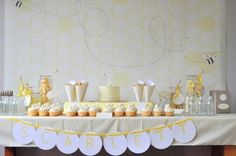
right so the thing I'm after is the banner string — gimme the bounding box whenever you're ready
[6,117,193,137]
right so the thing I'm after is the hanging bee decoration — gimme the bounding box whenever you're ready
[12,0,23,7]
[201,52,217,65]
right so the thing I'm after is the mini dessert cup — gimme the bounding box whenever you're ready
[165,111,174,116]
[39,110,49,116]
[142,111,152,116]
[28,110,38,116]
[66,111,77,117]
[49,111,61,116]
[114,111,125,117]
[78,111,88,117]
[153,111,163,116]
[164,104,174,116]
[125,111,136,117]
[89,111,97,117]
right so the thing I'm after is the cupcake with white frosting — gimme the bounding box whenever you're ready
[78,106,89,116]
[103,104,114,114]
[51,103,63,114]
[28,107,39,116]
[49,106,62,116]
[31,103,41,109]
[114,104,125,117]
[142,106,153,116]
[164,104,174,116]
[152,104,163,116]
[66,105,78,116]
[89,105,98,117]
[39,105,50,116]
[125,104,137,117]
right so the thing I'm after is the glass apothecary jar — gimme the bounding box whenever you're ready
[39,75,53,104]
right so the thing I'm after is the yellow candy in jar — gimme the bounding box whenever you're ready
[39,75,52,104]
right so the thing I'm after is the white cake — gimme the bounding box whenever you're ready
[98,86,120,102]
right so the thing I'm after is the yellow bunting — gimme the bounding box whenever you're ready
[6,117,193,137]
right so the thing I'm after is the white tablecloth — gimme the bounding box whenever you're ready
[0,114,236,147]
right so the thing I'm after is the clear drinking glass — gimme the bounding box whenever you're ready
[0,96,3,115]
[208,96,216,115]
[196,96,203,116]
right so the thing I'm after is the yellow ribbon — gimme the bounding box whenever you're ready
[7,117,193,137]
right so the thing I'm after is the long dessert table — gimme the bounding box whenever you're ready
[1,114,236,146]
[1,114,236,156]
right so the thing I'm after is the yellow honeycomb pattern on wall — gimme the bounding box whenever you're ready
[4,0,226,101]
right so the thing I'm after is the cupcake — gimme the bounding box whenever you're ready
[89,105,98,117]
[49,107,62,116]
[97,107,102,113]
[125,104,137,117]
[152,105,163,116]
[28,107,39,116]
[102,104,114,114]
[142,106,153,116]
[164,104,174,116]
[114,104,125,117]
[51,103,63,114]
[78,106,89,116]
[38,105,50,116]
[66,105,78,116]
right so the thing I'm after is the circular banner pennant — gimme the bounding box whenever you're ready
[150,126,173,149]
[56,132,80,154]
[78,132,102,156]
[34,127,58,150]
[127,130,150,154]
[103,134,127,156]
[12,122,36,145]
[171,120,197,143]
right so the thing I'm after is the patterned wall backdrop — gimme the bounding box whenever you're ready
[4,0,226,101]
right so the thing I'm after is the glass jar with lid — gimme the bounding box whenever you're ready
[39,75,53,104]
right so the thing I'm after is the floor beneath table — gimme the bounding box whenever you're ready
[13,146,223,156]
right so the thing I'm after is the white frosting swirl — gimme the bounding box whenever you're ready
[153,105,163,112]
[31,103,41,109]
[126,104,137,112]
[49,107,62,112]
[67,105,78,112]
[115,105,125,112]
[28,107,38,111]
[103,107,113,113]
[103,104,114,113]
[39,106,50,111]
[89,106,98,112]
[164,104,174,112]
[78,106,89,112]
[142,106,153,112]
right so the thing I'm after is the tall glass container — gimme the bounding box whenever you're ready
[185,75,197,116]
[39,75,53,104]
